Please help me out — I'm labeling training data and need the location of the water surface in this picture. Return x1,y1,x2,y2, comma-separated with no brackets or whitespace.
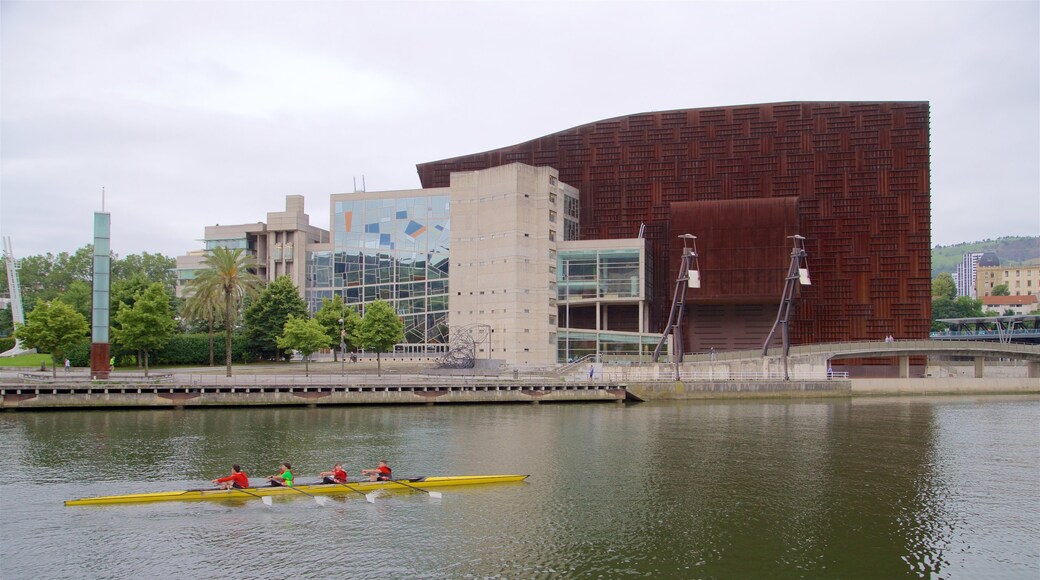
1,396,1037,578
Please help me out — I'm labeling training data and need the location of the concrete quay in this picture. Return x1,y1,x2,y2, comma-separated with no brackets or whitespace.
2,360,1035,410
0,376,628,410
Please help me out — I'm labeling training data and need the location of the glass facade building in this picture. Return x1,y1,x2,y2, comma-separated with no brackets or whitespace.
557,242,658,363
307,193,452,349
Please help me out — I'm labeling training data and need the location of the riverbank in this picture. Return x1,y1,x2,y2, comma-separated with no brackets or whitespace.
3,375,1035,410
850,377,1039,396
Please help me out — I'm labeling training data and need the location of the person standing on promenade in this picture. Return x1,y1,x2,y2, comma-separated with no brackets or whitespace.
319,463,348,484
212,465,249,489
362,460,391,481
267,463,294,487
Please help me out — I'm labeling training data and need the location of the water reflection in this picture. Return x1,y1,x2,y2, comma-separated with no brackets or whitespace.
1,397,1037,579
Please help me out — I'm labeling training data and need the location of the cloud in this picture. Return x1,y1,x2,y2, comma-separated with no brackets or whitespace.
1,0,1037,259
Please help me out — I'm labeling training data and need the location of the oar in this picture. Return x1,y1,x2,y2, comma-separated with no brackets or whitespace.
388,478,443,499
230,487,274,506
281,484,328,506
332,481,377,503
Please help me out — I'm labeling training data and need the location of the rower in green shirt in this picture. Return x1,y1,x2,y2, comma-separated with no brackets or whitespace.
266,463,294,487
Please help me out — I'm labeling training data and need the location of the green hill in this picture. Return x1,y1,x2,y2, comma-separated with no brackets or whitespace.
932,236,1040,277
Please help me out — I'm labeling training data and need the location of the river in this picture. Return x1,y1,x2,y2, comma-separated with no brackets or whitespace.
1,396,1037,579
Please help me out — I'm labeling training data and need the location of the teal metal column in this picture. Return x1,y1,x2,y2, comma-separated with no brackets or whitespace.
90,212,111,378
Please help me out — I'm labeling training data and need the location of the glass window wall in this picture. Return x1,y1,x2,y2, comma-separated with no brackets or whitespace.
328,195,451,347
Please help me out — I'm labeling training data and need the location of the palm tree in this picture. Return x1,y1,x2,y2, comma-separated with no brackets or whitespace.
190,247,263,377
181,281,225,367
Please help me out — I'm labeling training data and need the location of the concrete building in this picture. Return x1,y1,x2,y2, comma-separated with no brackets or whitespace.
308,163,645,367
179,102,934,368
448,164,579,364
955,252,984,298
176,195,329,298
981,294,1039,315
187,164,651,367
977,264,1040,298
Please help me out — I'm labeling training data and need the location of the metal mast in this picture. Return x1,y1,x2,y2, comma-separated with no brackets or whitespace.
762,235,810,379
653,235,700,379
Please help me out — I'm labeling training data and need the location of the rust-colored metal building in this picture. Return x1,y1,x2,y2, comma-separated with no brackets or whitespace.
417,102,931,354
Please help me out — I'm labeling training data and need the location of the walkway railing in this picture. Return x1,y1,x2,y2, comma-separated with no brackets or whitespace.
593,369,848,382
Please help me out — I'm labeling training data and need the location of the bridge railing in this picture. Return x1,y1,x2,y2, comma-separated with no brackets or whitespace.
595,368,848,382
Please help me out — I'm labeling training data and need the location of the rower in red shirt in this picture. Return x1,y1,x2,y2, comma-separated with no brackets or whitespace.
362,460,392,481
211,464,249,489
319,462,348,484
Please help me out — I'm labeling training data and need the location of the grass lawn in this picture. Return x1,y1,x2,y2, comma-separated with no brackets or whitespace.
0,353,54,367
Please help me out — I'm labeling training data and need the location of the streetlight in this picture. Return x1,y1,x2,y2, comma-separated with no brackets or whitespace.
338,318,346,375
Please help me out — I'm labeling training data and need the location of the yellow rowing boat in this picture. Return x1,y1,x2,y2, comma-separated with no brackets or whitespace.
64,474,529,506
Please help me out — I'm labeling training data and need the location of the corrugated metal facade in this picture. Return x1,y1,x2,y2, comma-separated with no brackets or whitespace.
417,102,931,352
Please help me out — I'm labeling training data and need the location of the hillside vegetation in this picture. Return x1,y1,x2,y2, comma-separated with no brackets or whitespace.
931,236,1039,277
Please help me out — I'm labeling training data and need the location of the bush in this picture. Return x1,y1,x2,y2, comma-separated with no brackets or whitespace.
0,337,15,353
153,332,249,366
66,342,91,367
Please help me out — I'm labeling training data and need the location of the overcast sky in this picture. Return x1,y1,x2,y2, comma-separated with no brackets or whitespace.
2,0,1038,261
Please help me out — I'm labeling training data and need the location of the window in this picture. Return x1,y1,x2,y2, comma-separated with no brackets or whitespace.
549,192,557,204
549,230,556,241
549,210,557,224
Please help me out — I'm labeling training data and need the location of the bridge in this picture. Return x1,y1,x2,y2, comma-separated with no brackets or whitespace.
693,339,1040,379
930,315,1040,344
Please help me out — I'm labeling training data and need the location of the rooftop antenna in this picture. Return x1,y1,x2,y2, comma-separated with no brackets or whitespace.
101,187,105,212
638,223,645,238
353,177,357,193
362,175,366,192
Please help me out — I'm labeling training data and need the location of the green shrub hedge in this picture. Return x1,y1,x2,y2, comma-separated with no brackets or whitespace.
67,342,91,367
0,337,15,353
153,333,249,365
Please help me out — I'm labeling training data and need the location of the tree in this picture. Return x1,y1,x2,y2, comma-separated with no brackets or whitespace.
191,247,263,377
181,282,225,367
0,307,13,338
931,295,984,331
353,299,404,376
277,315,331,376
931,272,957,299
56,280,93,322
15,300,89,378
244,276,308,361
313,295,360,360
112,252,177,291
110,273,156,367
992,284,1010,296
3,245,176,317
113,283,175,377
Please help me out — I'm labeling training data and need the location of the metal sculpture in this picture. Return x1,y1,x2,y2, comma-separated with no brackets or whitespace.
437,324,491,369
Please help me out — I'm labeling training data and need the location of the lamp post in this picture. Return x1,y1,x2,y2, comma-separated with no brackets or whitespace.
338,318,346,375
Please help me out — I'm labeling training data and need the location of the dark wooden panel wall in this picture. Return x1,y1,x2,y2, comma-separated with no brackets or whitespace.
418,102,932,348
